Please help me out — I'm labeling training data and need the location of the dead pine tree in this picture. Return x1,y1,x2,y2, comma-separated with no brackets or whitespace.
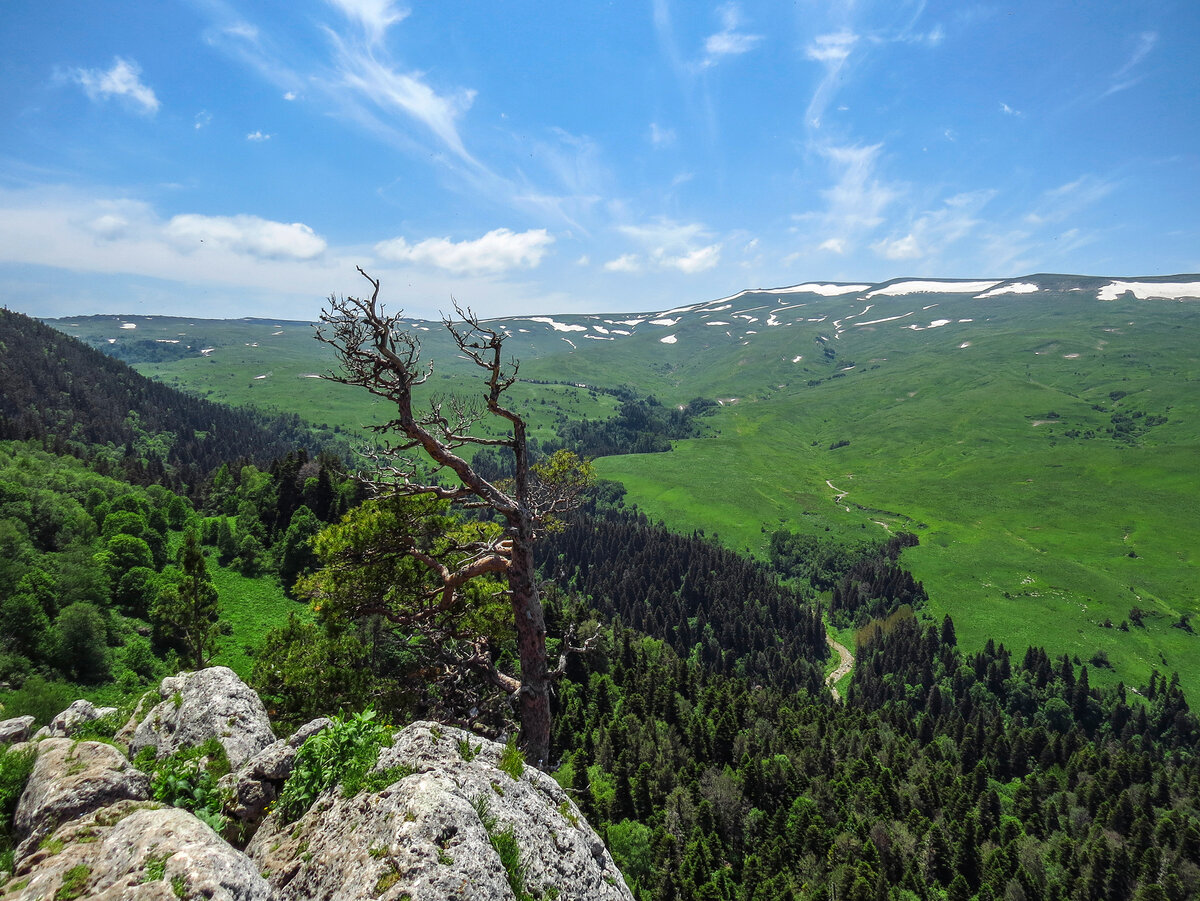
316,267,593,767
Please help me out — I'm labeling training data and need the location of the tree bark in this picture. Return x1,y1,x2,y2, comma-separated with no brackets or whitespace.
507,526,551,766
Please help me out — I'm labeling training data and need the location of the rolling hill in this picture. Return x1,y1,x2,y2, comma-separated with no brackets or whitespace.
45,272,1200,696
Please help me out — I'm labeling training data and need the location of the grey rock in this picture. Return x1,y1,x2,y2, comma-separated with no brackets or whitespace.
4,800,275,901
0,715,35,744
247,721,632,901
220,717,333,839
13,738,151,863
114,689,156,749
38,699,119,739
129,667,275,769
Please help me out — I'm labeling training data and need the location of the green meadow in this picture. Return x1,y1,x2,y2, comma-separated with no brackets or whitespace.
51,284,1200,698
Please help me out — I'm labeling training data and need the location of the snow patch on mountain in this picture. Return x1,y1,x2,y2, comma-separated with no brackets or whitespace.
1096,281,1200,301
867,280,1000,297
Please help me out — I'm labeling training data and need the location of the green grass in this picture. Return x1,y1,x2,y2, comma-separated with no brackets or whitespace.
63,290,1200,700
208,564,308,681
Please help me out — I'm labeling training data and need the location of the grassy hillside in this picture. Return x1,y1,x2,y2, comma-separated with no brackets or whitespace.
47,275,1200,697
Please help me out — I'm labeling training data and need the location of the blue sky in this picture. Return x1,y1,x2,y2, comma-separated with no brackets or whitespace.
1,0,1197,320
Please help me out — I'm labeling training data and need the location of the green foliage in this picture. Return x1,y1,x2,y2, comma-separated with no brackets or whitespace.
151,530,220,670
0,674,75,726
498,735,525,781
51,602,111,684
471,795,533,901
276,709,396,824
54,864,91,900
145,738,231,833
251,614,368,728
0,744,36,872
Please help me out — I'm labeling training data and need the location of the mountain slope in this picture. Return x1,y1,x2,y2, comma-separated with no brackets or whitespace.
0,309,335,477
41,273,1200,697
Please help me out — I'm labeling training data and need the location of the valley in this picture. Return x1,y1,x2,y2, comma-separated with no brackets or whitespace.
49,273,1200,699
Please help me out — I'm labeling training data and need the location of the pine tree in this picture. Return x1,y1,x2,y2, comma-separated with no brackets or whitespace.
152,529,220,669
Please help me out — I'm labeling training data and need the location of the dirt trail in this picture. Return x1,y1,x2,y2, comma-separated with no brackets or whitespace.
825,636,854,701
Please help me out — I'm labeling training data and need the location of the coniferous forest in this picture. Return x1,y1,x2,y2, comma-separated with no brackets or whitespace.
0,309,1198,901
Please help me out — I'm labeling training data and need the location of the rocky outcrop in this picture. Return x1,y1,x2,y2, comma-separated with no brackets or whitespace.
247,721,632,901
4,800,274,901
0,715,35,744
33,699,118,740
220,717,332,835
129,667,275,769
12,738,151,863
2,673,632,901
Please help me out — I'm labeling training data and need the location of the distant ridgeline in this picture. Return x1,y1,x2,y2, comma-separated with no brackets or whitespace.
0,310,341,481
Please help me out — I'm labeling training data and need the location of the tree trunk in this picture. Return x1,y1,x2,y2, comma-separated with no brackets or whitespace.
507,527,551,767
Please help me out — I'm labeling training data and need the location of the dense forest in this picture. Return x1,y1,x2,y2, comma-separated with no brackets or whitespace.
1,315,1198,901
0,310,339,486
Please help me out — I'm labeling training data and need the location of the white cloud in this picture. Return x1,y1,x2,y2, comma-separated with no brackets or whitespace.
71,57,159,115
819,238,846,254
611,219,722,274
670,244,721,273
874,233,921,260
1000,102,1022,116
604,254,642,273
194,110,212,130
806,31,858,64
375,227,553,274
702,3,763,67
166,214,327,260
650,122,676,147
329,33,477,163
283,91,298,101
1106,30,1158,96
816,142,901,237
804,32,859,128
872,189,995,262
246,130,272,141
224,22,259,41
326,0,410,44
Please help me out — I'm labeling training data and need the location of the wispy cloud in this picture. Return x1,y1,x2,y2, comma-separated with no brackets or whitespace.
326,0,409,45
246,130,271,141
609,218,722,273
375,228,554,274
604,253,642,273
872,189,996,262
804,32,858,128
326,30,478,164
70,57,160,115
1105,30,1157,96
702,3,763,67
1000,102,1022,117
650,122,676,147
194,111,212,130
1027,174,1117,225
806,31,858,64
809,143,902,249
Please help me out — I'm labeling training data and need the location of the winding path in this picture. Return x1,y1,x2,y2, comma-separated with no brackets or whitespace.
825,636,854,701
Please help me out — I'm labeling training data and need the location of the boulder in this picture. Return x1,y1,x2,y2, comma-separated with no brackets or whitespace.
220,717,333,836
3,800,274,901
12,738,151,863
34,699,119,740
247,721,632,901
0,715,35,744
129,667,275,769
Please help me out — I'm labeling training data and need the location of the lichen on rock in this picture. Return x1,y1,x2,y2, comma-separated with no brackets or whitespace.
247,721,632,901
129,667,275,770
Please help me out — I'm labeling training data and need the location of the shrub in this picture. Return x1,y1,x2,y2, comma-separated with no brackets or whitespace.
1,745,37,872
276,709,397,823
